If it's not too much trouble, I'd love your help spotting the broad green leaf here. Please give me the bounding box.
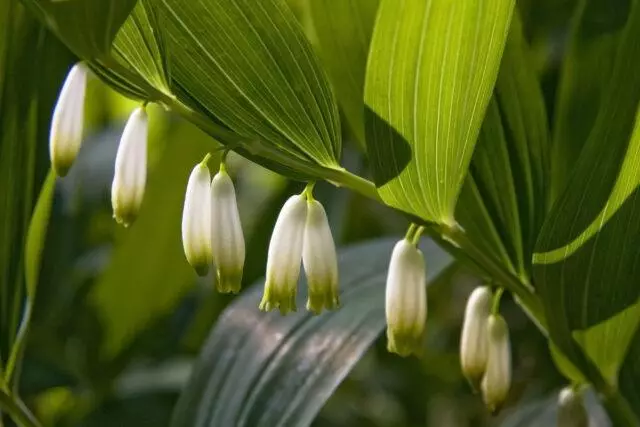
[170,238,452,427]
[20,0,138,58]
[364,0,515,224]
[112,0,171,95]
[309,0,379,147]
[0,1,74,381]
[533,0,640,398]
[89,121,213,359]
[457,14,550,283]
[158,0,341,167]
[550,0,630,200]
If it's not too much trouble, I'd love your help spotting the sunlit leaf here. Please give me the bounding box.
[170,238,452,427]
[364,0,515,224]
[533,0,640,398]
[309,0,379,147]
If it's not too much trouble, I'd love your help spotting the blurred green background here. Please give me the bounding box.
[0,0,617,425]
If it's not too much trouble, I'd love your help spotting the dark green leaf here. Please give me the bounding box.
[0,0,74,382]
[533,0,640,400]
[550,0,630,200]
[170,238,452,427]
[457,14,550,283]
[309,0,379,147]
[20,0,138,58]
[364,0,515,224]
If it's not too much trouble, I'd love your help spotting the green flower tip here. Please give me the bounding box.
[258,286,297,315]
[386,329,424,358]
[194,263,209,277]
[216,269,242,294]
[306,289,340,315]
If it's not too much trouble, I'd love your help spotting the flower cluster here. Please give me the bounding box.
[259,187,339,315]
[182,157,245,294]
[49,63,150,227]
[459,286,512,413]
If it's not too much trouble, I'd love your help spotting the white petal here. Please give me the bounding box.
[111,107,148,226]
[385,239,427,357]
[302,199,339,314]
[481,314,511,413]
[460,286,492,386]
[211,170,245,294]
[557,387,588,427]
[182,162,212,276]
[259,194,307,314]
[49,62,88,177]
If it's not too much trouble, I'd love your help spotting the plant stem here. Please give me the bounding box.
[0,390,40,427]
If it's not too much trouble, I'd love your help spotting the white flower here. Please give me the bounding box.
[259,194,307,314]
[481,314,511,413]
[460,286,492,388]
[181,160,212,276]
[49,62,88,177]
[111,106,148,226]
[302,199,339,314]
[557,386,588,427]
[211,168,245,294]
[385,238,427,357]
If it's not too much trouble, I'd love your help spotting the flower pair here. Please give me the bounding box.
[49,62,149,227]
[259,190,339,315]
[460,286,511,413]
[182,158,245,294]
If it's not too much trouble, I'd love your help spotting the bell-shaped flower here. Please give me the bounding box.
[49,62,89,177]
[302,199,339,314]
[460,286,492,389]
[111,106,148,227]
[181,159,212,276]
[211,167,245,294]
[385,238,427,357]
[481,314,511,414]
[557,386,588,427]
[259,194,307,314]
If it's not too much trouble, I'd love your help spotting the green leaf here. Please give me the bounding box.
[89,120,213,360]
[170,238,452,427]
[158,0,341,166]
[533,0,640,398]
[309,0,379,147]
[364,0,515,224]
[20,0,138,58]
[550,0,631,200]
[111,0,171,94]
[456,14,550,283]
[0,0,74,381]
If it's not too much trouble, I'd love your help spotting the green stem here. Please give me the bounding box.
[491,288,504,315]
[0,390,40,427]
[404,224,417,241]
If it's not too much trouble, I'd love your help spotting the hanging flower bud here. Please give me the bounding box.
[557,386,588,427]
[49,62,89,177]
[259,194,307,314]
[385,238,427,357]
[303,199,339,314]
[111,106,148,227]
[460,286,492,389]
[481,314,511,414]
[181,158,212,276]
[211,166,245,294]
